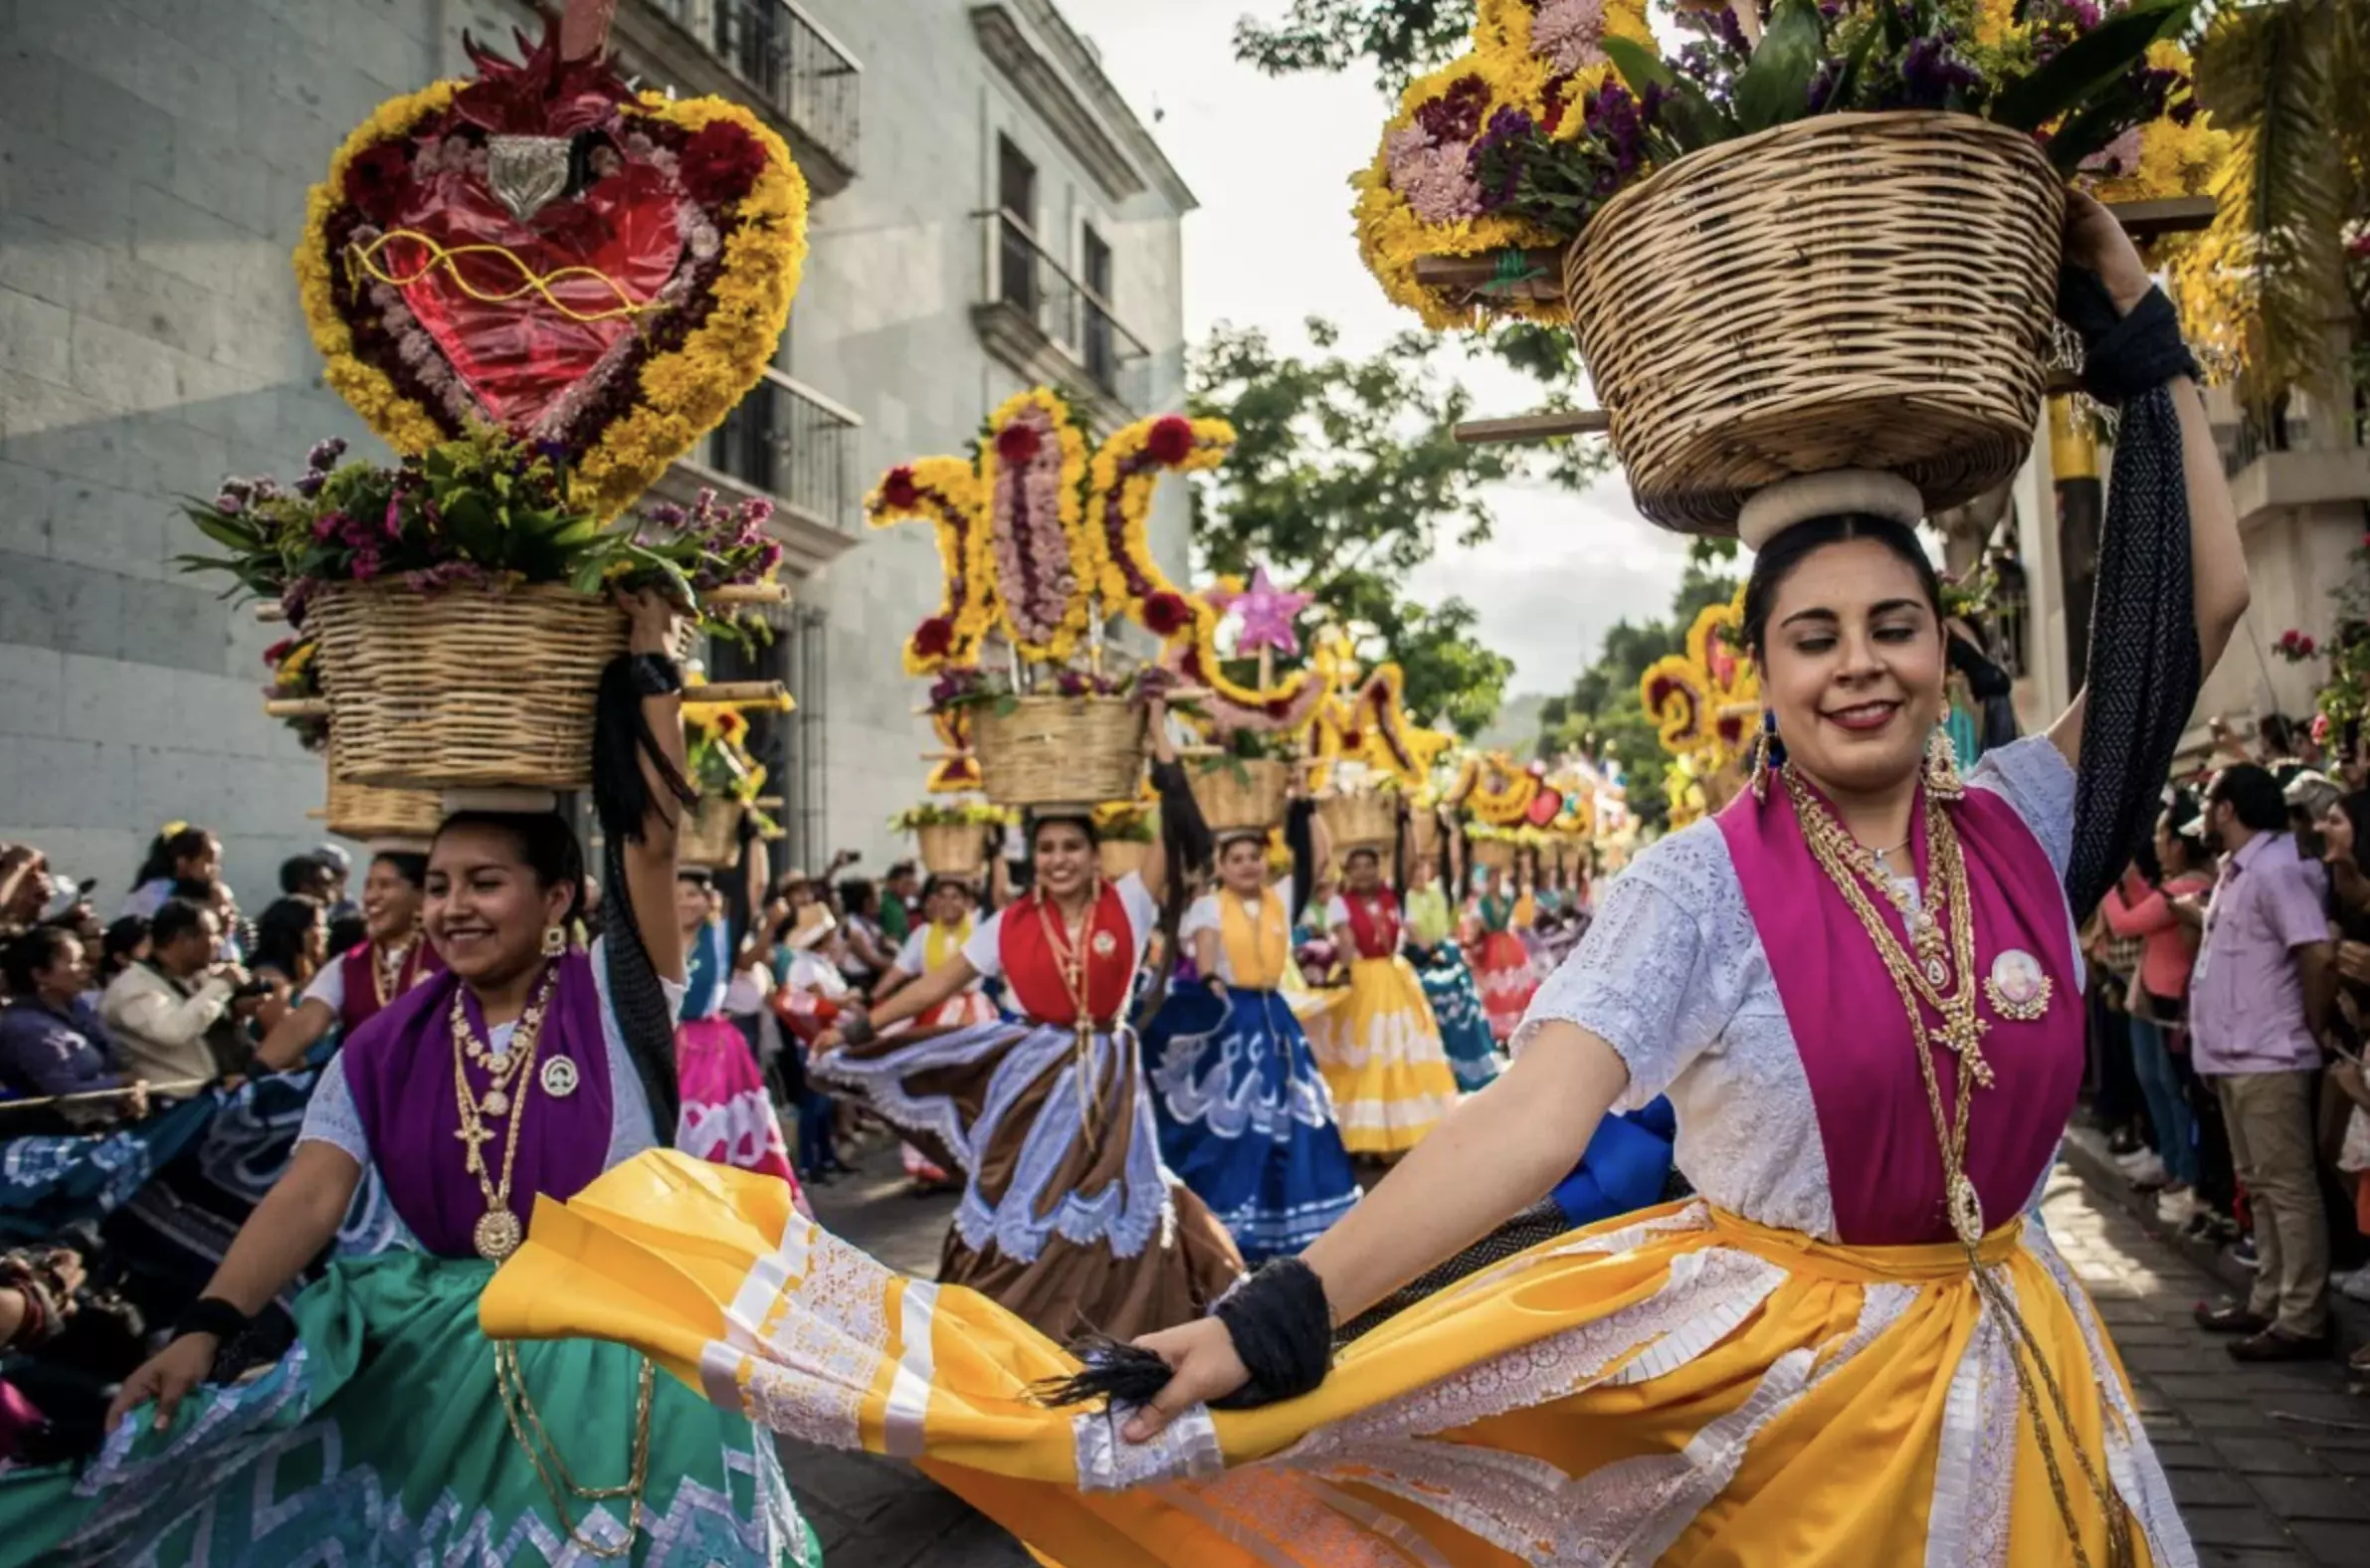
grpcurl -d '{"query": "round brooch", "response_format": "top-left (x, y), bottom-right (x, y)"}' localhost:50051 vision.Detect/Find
top-left (1983, 949), bottom-right (2052, 1023)
top-left (1089, 930), bottom-right (1118, 957)
top-left (540, 1055), bottom-right (580, 1099)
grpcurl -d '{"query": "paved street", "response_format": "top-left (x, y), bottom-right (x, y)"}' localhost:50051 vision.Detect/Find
top-left (782, 1135), bottom-right (2370, 1567)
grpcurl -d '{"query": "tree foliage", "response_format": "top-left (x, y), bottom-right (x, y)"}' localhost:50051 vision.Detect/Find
top-left (1188, 318), bottom-right (1608, 736)
top-left (1537, 559), bottom-right (1740, 831)
top-left (1233, 0), bottom-right (1476, 92)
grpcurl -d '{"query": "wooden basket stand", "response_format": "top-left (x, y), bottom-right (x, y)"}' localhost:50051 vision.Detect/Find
top-left (1189, 758), bottom-right (1291, 835)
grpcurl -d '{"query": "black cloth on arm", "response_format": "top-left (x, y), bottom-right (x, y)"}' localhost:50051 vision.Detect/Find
top-left (1285, 798), bottom-right (1316, 924)
top-left (2055, 277), bottom-right (2204, 921)
top-left (592, 654), bottom-right (700, 1137)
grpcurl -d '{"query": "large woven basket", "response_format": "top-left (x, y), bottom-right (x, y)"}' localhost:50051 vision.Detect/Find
top-left (310, 582), bottom-right (629, 790)
top-left (1317, 792), bottom-right (1397, 855)
top-left (1564, 112), bottom-right (2064, 534)
top-left (320, 774), bottom-right (442, 843)
top-left (916, 822), bottom-right (989, 879)
top-left (1470, 836), bottom-right (1517, 874)
top-left (680, 797), bottom-right (744, 869)
top-left (1098, 839), bottom-right (1155, 882)
top-left (1189, 758), bottom-right (1290, 834)
top-left (971, 695), bottom-right (1145, 809)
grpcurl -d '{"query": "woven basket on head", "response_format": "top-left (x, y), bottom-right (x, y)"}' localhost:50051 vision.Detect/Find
top-left (1098, 839), bottom-right (1155, 883)
top-left (680, 797), bottom-right (744, 869)
top-left (1317, 792), bottom-right (1397, 855)
top-left (916, 822), bottom-right (989, 879)
top-left (971, 695), bottom-right (1145, 809)
top-left (1564, 111), bottom-right (2064, 535)
top-left (309, 582), bottom-right (630, 790)
top-left (321, 773), bottom-right (442, 843)
top-left (1189, 758), bottom-right (1291, 835)
top-left (1470, 836), bottom-right (1517, 874)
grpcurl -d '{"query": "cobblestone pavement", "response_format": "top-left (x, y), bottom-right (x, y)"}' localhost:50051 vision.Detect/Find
top-left (779, 1135), bottom-right (2370, 1567)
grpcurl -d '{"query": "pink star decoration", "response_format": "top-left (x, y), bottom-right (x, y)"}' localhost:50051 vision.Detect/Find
top-left (1209, 566), bottom-right (1313, 657)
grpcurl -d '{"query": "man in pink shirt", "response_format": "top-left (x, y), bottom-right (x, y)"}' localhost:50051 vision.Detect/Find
top-left (2189, 764), bottom-right (2335, 1359)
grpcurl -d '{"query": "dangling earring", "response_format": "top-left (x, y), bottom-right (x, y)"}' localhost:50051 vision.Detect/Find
top-left (1748, 711), bottom-right (1783, 803)
top-left (540, 923), bottom-right (566, 957)
top-left (1924, 725), bottom-right (1966, 802)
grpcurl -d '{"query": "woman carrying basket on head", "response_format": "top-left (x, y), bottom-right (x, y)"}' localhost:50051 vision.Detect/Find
top-left (483, 196), bottom-right (2235, 1568)
top-left (0, 590), bottom-right (818, 1567)
top-left (809, 686), bottom-right (1243, 1341)
top-left (254, 847), bottom-right (440, 1072)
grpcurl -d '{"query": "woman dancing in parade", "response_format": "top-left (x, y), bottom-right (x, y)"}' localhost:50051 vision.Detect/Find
top-left (673, 871), bottom-right (799, 1188)
top-left (811, 694), bottom-right (1242, 1340)
top-left (1469, 859), bottom-right (1538, 1041)
top-left (873, 873), bottom-right (1001, 1189)
top-left (487, 198), bottom-right (2235, 1567)
top-left (1306, 844), bottom-right (1461, 1158)
top-left (255, 848), bottom-right (439, 1072)
top-left (1147, 822), bottom-right (1359, 1265)
top-left (1402, 848), bottom-right (1503, 1090)
top-left (0, 591), bottom-right (816, 1566)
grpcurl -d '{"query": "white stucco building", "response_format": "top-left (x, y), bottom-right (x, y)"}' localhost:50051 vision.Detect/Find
top-left (0, 0), bottom-right (1195, 898)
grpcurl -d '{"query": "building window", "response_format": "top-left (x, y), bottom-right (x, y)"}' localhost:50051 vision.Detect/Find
top-left (1081, 223), bottom-right (1114, 392)
top-left (707, 604), bottom-right (829, 874)
top-left (998, 135), bottom-right (1039, 318)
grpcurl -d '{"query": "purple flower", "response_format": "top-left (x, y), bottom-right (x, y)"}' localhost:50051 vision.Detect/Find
top-left (757, 539), bottom-right (784, 574)
top-left (351, 547), bottom-right (383, 582)
top-left (1469, 106), bottom-right (1538, 212)
top-left (645, 500), bottom-right (688, 531)
top-left (1413, 76), bottom-right (1490, 144)
top-left (382, 493), bottom-right (404, 539)
top-left (2067, 0), bottom-right (2103, 30)
top-left (305, 437), bottom-right (347, 473)
top-left (213, 489), bottom-right (246, 516)
top-left (311, 509), bottom-right (346, 541)
top-left (294, 472), bottom-right (325, 499)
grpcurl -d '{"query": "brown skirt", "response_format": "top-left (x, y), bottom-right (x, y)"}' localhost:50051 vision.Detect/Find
top-left (822, 1017), bottom-right (1242, 1341)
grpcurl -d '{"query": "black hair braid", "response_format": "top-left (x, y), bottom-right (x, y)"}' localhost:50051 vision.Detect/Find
top-left (590, 655), bottom-right (700, 1138)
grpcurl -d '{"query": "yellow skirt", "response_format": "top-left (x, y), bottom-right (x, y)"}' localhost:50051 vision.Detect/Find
top-left (1303, 956), bottom-right (1461, 1156)
top-left (484, 1152), bottom-right (2188, 1568)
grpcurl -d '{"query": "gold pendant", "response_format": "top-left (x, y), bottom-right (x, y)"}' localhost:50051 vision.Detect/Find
top-left (474, 1207), bottom-right (523, 1260)
top-left (483, 1088), bottom-right (509, 1117)
top-left (1948, 1174), bottom-right (1985, 1248)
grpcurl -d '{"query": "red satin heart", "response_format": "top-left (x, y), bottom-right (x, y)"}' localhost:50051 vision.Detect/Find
top-left (380, 159), bottom-right (684, 432)
top-left (1525, 787), bottom-right (1566, 828)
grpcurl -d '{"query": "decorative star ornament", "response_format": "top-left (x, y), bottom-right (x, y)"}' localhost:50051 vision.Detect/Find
top-left (1211, 566), bottom-right (1313, 657)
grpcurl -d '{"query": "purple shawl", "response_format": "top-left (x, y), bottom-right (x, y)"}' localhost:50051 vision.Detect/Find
top-left (1718, 773), bottom-right (2082, 1246)
top-left (340, 950), bottom-right (615, 1259)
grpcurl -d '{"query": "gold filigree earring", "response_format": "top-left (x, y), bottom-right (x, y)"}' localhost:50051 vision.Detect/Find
top-left (540, 923), bottom-right (567, 957)
top-left (1748, 713), bottom-right (1781, 803)
top-left (1925, 726), bottom-right (1966, 802)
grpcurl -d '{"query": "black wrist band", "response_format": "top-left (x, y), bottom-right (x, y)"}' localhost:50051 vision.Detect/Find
top-left (838, 1010), bottom-right (876, 1046)
top-left (627, 652), bottom-right (684, 695)
top-left (2057, 273), bottom-right (2199, 407)
top-left (170, 1295), bottom-right (251, 1345)
top-left (1207, 1257), bottom-right (1333, 1409)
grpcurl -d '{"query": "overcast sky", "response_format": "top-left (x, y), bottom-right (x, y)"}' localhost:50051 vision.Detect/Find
top-left (1058, 0), bottom-right (1691, 697)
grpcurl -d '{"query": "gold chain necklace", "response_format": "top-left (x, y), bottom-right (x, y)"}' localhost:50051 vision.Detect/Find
top-left (1035, 883), bottom-right (1106, 1149)
top-left (494, 1340), bottom-right (653, 1557)
top-left (1783, 769), bottom-right (2133, 1568)
top-left (372, 937), bottom-right (412, 1010)
top-left (449, 964), bottom-right (557, 1260)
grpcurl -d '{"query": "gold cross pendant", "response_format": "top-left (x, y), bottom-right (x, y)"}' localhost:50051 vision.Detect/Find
top-left (1928, 1016), bottom-right (1997, 1090)
top-left (455, 1120), bottom-right (493, 1174)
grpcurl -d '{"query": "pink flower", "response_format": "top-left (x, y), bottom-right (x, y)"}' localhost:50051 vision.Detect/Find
top-left (2314, 712), bottom-right (2333, 743)
top-left (1531, 0), bottom-right (1608, 75)
top-left (2080, 127), bottom-right (2144, 180)
top-left (1384, 126), bottom-right (1482, 222)
top-left (383, 493), bottom-right (405, 539)
top-left (262, 638), bottom-right (293, 666)
top-left (351, 547), bottom-right (383, 582)
top-left (311, 510), bottom-right (344, 540)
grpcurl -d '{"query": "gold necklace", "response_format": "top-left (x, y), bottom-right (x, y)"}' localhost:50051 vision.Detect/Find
top-left (1783, 768), bottom-right (2133, 1568)
top-left (494, 1340), bottom-right (653, 1558)
top-left (1035, 884), bottom-right (1106, 1148)
top-left (450, 964), bottom-right (557, 1260)
top-left (372, 937), bottom-right (412, 1010)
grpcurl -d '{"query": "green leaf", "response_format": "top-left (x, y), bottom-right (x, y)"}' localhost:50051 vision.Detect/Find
top-left (568, 556), bottom-right (612, 595)
top-left (1733, 0), bottom-right (1826, 135)
top-left (1992, 0), bottom-right (2195, 131)
top-left (1600, 36), bottom-right (1675, 96)
top-left (2043, 96), bottom-right (2136, 177)
top-left (1825, 18), bottom-right (1881, 112)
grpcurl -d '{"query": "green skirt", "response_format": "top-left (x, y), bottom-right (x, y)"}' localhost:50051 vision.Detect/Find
top-left (0, 1251), bottom-right (817, 1566)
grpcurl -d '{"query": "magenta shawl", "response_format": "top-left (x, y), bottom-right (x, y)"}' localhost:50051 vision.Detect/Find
top-left (339, 951), bottom-right (615, 1259)
top-left (1717, 773), bottom-right (2082, 1246)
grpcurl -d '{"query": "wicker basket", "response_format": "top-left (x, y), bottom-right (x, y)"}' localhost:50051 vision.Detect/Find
top-left (1317, 792), bottom-right (1397, 855)
top-left (680, 797), bottom-right (744, 869)
top-left (971, 695), bottom-right (1145, 809)
top-left (1098, 839), bottom-right (1155, 882)
top-left (1564, 112), bottom-right (2064, 534)
top-left (309, 582), bottom-right (631, 790)
top-left (1470, 836), bottom-right (1517, 874)
top-left (916, 822), bottom-right (989, 879)
top-left (320, 775), bottom-right (443, 843)
top-left (1189, 758), bottom-right (1290, 834)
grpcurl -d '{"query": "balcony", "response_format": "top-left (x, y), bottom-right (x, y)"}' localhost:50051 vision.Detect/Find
top-left (653, 369), bottom-right (865, 575)
top-left (622, 0), bottom-right (861, 193)
top-left (971, 210), bottom-right (1153, 430)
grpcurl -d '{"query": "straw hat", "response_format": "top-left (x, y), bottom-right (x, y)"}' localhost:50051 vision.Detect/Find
top-left (783, 900), bottom-right (837, 951)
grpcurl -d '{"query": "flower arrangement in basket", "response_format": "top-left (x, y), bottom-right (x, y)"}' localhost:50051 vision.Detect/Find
top-left (889, 801), bottom-right (1015, 880)
top-left (1091, 800), bottom-right (1161, 882)
top-left (679, 682), bottom-right (790, 866)
top-left (1358, 0), bottom-right (2210, 531)
top-left (177, 12), bottom-right (802, 792)
top-left (869, 386), bottom-right (1236, 810)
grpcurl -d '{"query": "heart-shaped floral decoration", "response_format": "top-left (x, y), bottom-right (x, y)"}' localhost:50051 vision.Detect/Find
top-left (296, 26), bottom-right (808, 520)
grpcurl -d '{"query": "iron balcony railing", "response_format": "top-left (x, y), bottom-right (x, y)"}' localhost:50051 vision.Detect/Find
top-left (707, 368), bottom-right (864, 533)
top-left (979, 209), bottom-right (1152, 404)
top-left (647, 0), bottom-right (861, 176)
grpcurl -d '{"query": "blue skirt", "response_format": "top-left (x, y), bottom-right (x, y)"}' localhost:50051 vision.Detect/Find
top-left (1145, 984), bottom-right (1358, 1263)
top-left (1409, 941), bottom-right (1504, 1090)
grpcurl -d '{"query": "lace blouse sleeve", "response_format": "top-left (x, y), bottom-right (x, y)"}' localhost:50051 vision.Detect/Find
top-left (1511, 848), bottom-right (1726, 1112)
top-left (294, 1053), bottom-right (370, 1166)
top-left (1966, 733), bottom-right (2077, 882)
